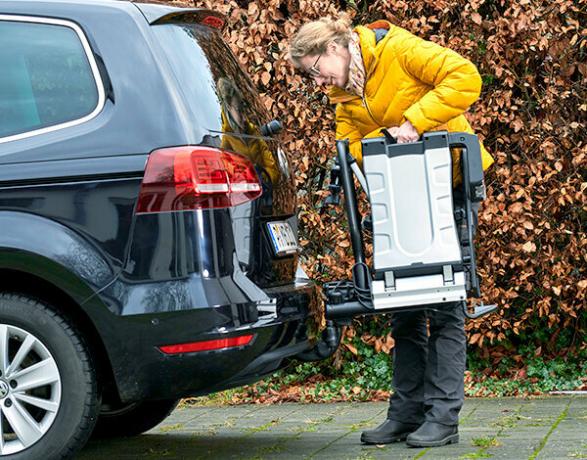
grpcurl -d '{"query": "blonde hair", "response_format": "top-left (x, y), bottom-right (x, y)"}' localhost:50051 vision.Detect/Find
top-left (288, 14), bottom-right (352, 68)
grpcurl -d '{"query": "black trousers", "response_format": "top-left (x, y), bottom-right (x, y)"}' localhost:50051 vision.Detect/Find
top-left (387, 302), bottom-right (466, 426)
top-left (387, 196), bottom-right (479, 427)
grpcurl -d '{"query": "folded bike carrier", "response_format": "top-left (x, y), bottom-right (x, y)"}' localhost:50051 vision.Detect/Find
top-left (323, 132), bottom-right (497, 323)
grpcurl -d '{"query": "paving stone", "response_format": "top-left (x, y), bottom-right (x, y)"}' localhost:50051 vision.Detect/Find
top-left (78, 397), bottom-right (587, 460)
top-left (534, 397), bottom-right (587, 460)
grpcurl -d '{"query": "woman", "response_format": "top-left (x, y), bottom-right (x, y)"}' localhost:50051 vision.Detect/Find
top-left (288, 14), bottom-right (493, 448)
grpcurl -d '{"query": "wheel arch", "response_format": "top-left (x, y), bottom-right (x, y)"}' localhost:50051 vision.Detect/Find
top-left (0, 268), bottom-right (119, 401)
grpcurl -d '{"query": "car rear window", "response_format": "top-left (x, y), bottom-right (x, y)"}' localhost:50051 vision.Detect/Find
top-left (151, 23), bottom-right (267, 137)
top-left (0, 18), bottom-right (100, 140)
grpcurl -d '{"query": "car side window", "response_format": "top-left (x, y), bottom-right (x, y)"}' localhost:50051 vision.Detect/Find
top-left (0, 17), bottom-right (103, 142)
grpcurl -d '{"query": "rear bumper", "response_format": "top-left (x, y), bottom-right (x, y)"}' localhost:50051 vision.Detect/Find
top-left (125, 319), bottom-right (313, 402)
top-left (206, 336), bottom-right (313, 394)
top-left (93, 278), bottom-right (320, 402)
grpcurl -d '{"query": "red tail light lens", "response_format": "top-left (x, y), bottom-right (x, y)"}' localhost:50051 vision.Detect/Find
top-left (201, 15), bottom-right (225, 29)
top-left (136, 147), bottom-right (262, 213)
top-left (158, 334), bottom-right (254, 355)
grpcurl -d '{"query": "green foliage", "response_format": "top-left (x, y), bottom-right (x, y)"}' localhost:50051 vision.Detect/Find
top-left (459, 452), bottom-right (493, 459)
top-left (472, 436), bottom-right (501, 448)
top-left (275, 345), bottom-right (392, 400)
top-left (315, 331), bottom-right (582, 395)
top-left (482, 74), bottom-right (495, 86)
top-left (468, 357), bottom-right (586, 397)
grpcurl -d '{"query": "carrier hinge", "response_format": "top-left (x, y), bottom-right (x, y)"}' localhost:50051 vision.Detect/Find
top-left (384, 271), bottom-right (396, 290)
top-left (442, 265), bottom-right (454, 285)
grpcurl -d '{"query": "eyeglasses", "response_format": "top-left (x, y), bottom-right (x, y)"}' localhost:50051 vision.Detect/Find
top-left (308, 53), bottom-right (322, 77)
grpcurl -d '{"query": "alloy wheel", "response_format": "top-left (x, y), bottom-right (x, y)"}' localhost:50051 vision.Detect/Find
top-left (0, 324), bottom-right (62, 455)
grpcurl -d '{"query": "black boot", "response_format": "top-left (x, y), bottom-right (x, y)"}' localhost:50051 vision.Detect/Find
top-left (406, 421), bottom-right (459, 447)
top-left (361, 419), bottom-right (420, 445)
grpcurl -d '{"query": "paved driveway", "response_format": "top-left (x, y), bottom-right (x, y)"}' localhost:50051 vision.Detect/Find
top-left (79, 397), bottom-right (587, 459)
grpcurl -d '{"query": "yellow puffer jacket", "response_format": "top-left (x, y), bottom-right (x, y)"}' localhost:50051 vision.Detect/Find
top-left (329, 20), bottom-right (494, 179)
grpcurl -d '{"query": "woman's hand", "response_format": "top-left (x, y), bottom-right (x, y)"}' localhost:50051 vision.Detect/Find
top-left (396, 120), bottom-right (419, 143)
top-left (385, 126), bottom-right (400, 139)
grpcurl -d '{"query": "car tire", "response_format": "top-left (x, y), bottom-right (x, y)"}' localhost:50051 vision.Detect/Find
top-left (0, 293), bottom-right (99, 460)
top-left (92, 399), bottom-right (179, 438)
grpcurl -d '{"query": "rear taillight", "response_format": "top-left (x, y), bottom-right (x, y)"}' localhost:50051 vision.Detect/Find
top-left (136, 146), bottom-right (262, 213)
top-left (158, 334), bottom-right (254, 355)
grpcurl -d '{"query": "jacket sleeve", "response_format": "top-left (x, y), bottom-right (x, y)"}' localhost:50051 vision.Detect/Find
top-left (396, 30), bottom-right (482, 134)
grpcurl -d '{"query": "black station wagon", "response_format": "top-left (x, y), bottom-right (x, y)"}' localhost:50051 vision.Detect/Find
top-left (0, 1), bottom-right (339, 458)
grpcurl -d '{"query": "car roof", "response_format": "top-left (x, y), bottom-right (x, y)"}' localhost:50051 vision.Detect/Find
top-left (0, 0), bottom-right (180, 9)
top-left (0, 0), bottom-right (216, 26)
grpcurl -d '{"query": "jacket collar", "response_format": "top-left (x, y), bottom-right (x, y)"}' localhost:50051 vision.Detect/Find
top-left (328, 20), bottom-right (392, 104)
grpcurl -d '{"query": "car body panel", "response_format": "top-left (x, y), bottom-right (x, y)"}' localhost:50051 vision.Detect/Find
top-left (0, 211), bottom-right (116, 296)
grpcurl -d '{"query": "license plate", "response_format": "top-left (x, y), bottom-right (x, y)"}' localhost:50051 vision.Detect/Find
top-left (267, 221), bottom-right (298, 256)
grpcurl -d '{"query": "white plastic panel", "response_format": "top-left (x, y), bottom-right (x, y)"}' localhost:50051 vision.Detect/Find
top-left (363, 145), bottom-right (462, 271)
top-left (371, 272), bottom-right (467, 310)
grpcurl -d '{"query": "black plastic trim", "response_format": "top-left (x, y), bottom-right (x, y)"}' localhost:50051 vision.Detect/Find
top-left (423, 131), bottom-right (449, 150)
top-left (0, 154), bottom-right (148, 186)
top-left (449, 132), bottom-right (485, 202)
top-left (362, 138), bottom-right (425, 157)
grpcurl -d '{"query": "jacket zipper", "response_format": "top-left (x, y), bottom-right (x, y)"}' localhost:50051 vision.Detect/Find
top-left (362, 95), bottom-right (380, 126)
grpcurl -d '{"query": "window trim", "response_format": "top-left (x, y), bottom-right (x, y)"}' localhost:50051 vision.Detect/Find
top-left (0, 14), bottom-right (106, 144)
